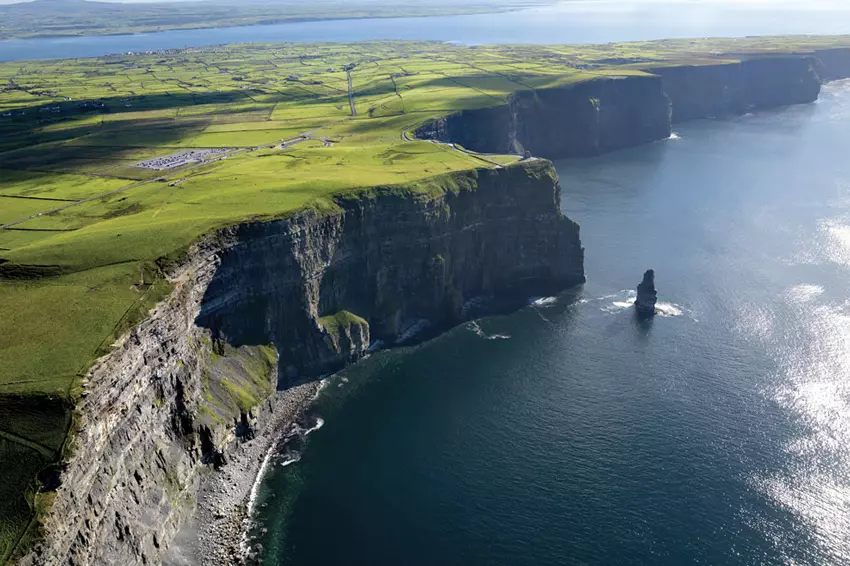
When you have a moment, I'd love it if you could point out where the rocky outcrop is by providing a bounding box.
[415,75,672,159]
[22,160,584,565]
[18,237,282,566]
[635,269,658,317]
[650,56,822,123]
[196,160,585,380]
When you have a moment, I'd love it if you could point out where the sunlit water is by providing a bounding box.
[248,81,850,565]
[3,1,850,62]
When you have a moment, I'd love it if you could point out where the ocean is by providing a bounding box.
[249,80,850,566]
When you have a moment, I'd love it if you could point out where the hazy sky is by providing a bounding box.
[0,0,846,6]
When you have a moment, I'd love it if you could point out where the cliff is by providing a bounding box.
[650,56,823,123]
[415,75,672,159]
[812,48,850,81]
[21,160,584,565]
[418,54,838,152]
[197,160,584,379]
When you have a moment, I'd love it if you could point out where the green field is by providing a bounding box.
[2,36,850,561]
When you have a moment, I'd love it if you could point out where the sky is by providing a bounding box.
[0,0,846,7]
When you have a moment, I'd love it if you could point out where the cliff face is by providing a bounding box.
[419,54,836,152]
[811,48,850,81]
[651,56,823,123]
[23,161,584,565]
[196,161,585,379]
[415,76,672,159]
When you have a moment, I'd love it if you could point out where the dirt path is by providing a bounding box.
[347,70,357,117]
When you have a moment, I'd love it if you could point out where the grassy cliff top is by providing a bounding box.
[1,36,850,561]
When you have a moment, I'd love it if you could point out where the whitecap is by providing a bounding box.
[599,290,637,313]
[598,290,687,318]
[246,444,276,516]
[655,302,683,317]
[467,320,511,340]
[304,417,325,436]
[530,296,558,307]
[279,453,302,468]
[311,378,330,401]
[668,132,681,140]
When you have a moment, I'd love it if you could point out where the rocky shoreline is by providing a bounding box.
[165,381,321,566]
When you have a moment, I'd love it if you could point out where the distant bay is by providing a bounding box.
[3,1,850,62]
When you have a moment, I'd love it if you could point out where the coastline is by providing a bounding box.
[0,3,547,43]
[165,380,321,566]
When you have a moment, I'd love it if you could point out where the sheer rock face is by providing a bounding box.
[811,48,850,81]
[650,56,824,123]
[196,160,585,380]
[635,269,658,317]
[23,160,584,566]
[415,75,672,159]
[418,52,850,155]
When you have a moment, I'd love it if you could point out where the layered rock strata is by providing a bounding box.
[650,56,823,123]
[415,75,672,159]
[22,160,584,565]
[418,52,850,155]
[196,160,585,379]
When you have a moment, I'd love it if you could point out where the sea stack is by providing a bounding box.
[635,269,658,317]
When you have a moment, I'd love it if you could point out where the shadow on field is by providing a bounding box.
[0,395,71,563]
[0,87,351,156]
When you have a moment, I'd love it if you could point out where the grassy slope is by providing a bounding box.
[1,36,850,560]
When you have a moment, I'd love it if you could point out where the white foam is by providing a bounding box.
[597,290,686,318]
[279,453,302,468]
[304,417,325,436]
[245,444,276,518]
[668,132,681,140]
[530,296,558,307]
[655,301,683,317]
[311,378,330,401]
[600,290,637,313]
[467,320,511,340]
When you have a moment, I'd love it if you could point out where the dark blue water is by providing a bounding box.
[249,81,850,566]
[3,1,850,62]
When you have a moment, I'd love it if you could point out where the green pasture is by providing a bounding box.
[1,36,850,560]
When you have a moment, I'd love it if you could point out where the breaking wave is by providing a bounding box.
[530,296,559,307]
[467,320,511,340]
[598,290,686,318]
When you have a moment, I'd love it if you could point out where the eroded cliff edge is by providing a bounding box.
[197,161,584,380]
[416,52,850,157]
[415,75,672,159]
[21,160,583,565]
